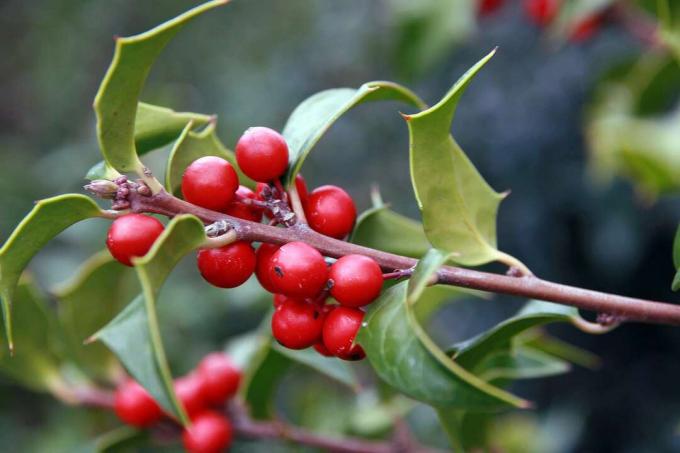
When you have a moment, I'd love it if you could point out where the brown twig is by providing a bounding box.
[116,186,680,327]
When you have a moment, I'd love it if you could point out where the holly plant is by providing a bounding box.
[1,1,679,452]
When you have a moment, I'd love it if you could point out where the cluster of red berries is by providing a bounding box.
[104,126,385,361]
[477,0,603,42]
[113,352,241,453]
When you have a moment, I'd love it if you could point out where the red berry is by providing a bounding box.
[329,255,383,307]
[524,0,559,26]
[478,0,504,16]
[313,342,333,357]
[291,174,309,206]
[182,411,233,453]
[569,15,601,42]
[305,185,356,239]
[224,185,262,222]
[255,243,280,293]
[175,374,208,418]
[113,379,162,428]
[273,293,292,308]
[322,307,365,361]
[197,242,256,288]
[182,156,239,211]
[272,298,325,349]
[106,214,164,266]
[267,242,328,298]
[197,353,242,405]
[235,127,289,182]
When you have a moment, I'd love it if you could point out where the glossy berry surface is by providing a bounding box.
[255,243,280,293]
[235,127,289,182]
[106,214,164,266]
[182,156,239,211]
[224,185,262,222]
[182,411,233,453]
[175,374,207,418]
[272,298,325,349]
[267,241,328,298]
[197,353,242,405]
[330,255,383,307]
[305,185,356,239]
[322,307,365,361]
[197,242,256,288]
[113,379,162,428]
[478,0,504,16]
[523,0,559,26]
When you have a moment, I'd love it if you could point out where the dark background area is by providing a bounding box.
[0,1,678,452]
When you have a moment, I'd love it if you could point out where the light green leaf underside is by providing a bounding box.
[357,252,528,410]
[232,329,359,420]
[52,251,135,381]
[0,275,65,392]
[93,0,227,174]
[94,215,207,424]
[475,347,571,382]
[0,194,103,350]
[165,122,253,194]
[282,81,426,187]
[448,300,595,371]
[407,49,513,267]
[351,205,431,258]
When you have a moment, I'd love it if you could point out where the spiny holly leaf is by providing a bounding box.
[165,121,253,195]
[282,81,426,187]
[86,103,212,181]
[351,205,431,258]
[52,251,135,381]
[231,328,359,420]
[448,300,607,371]
[94,215,207,424]
[357,250,529,411]
[0,194,104,351]
[0,275,66,393]
[406,50,522,268]
[93,0,227,174]
[672,224,680,291]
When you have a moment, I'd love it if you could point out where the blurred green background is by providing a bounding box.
[0,0,679,452]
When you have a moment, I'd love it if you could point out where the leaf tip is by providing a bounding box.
[400,112,412,121]
[519,399,534,410]
[8,341,14,357]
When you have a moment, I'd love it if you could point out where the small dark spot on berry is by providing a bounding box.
[274,266,284,277]
[313,310,319,319]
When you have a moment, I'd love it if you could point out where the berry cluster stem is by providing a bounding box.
[120,186,680,326]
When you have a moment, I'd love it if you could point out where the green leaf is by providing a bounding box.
[407,49,518,267]
[448,300,599,370]
[351,205,431,258]
[407,248,450,303]
[85,161,122,182]
[135,102,211,155]
[476,347,571,382]
[94,215,207,424]
[521,330,600,370]
[357,252,529,410]
[236,329,360,419]
[52,251,135,381]
[165,122,253,194]
[0,194,103,351]
[282,81,426,187]
[93,0,227,174]
[0,275,65,392]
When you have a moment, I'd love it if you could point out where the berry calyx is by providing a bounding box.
[305,185,356,239]
[113,379,162,428]
[235,127,289,182]
[197,242,256,288]
[255,243,280,293]
[175,374,207,418]
[322,306,365,361]
[181,156,239,211]
[224,185,262,222]
[182,411,233,453]
[106,214,164,266]
[523,0,559,26]
[267,242,328,298]
[329,255,383,307]
[196,353,242,405]
[272,297,325,349]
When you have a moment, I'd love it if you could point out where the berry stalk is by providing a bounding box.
[110,184,680,327]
